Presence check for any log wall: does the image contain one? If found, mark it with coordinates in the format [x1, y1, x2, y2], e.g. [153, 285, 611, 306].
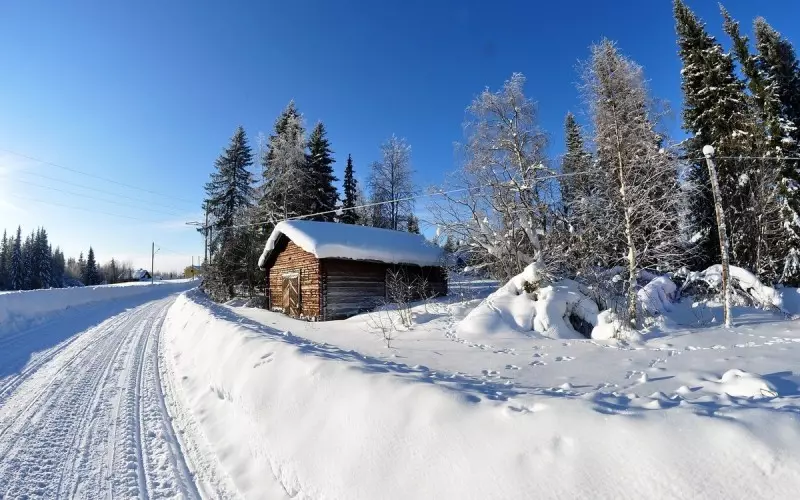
[267, 238, 321, 319]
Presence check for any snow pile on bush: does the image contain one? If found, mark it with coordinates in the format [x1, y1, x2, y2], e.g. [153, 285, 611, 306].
[679, 265, 785, 312]
[0, 281, 192, 336]
[456, 263, 621, 340]
[637, 276, 677, 315]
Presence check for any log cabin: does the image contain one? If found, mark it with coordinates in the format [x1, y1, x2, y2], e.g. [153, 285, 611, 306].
[258, 220, 447, 320]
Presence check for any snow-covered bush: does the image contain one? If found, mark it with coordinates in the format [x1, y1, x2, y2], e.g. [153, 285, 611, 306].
[677, 265, 785, 312]
[456, 262, 638, 341]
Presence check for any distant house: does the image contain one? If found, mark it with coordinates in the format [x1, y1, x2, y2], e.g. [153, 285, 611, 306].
[133, 269, 152, 281]
[258, 221, 448, 320]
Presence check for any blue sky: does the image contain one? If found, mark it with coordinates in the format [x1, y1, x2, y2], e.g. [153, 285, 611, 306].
[1, 0, 799, 271]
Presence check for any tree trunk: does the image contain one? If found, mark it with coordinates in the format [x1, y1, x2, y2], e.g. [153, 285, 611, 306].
[704, 151, 733, 327]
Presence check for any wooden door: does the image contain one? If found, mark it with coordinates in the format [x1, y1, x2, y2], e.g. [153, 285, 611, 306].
[282, 273, 300, 316]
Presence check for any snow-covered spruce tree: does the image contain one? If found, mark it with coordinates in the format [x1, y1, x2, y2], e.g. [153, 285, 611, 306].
[10, 227, 23, 290]
[754, 18, 800, 283]
[368, 135, 415, 231]
[428, 73, 553, 282]
[204, 126, 256, 299]
[579, 40, 687, 328]
[721, 9, 800, 282]
[560, 112, 594, 220]
[340, 154, 360, 224]
[674, 0, 756, 271]
[259, 101, 311, 226]
[305, 122, 339, 221]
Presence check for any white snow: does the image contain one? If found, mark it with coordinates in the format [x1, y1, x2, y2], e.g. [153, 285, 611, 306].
[0, 283, 205, 497]
[456, 263, 616, 340]
[258, 220, 444, 268]
[159, 280, 800, 499]
[0, 280, 192, 337]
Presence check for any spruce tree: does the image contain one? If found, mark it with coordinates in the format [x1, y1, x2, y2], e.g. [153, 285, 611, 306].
[205, 126, 255, 249]
[85, 247, 98, 285]
[22, 232, 34, 290]
[52, 247, 65, 288]
[340, 154, 360, 224]
[78, 252, 86, 283]
[0, 230, 8, 290]
[37, 229, 52, 288]
[10, 227, 23, 291]
[204, 126, 256, 299]
[674, 0, 755, 270]
[560, 112, 593, 220]
[260, 101, 311, 224]
[306, 121, 339, 221]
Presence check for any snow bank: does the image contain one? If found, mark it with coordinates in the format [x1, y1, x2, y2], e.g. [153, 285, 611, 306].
[457, 263, 605, 340]
[0, 281, 192, 335]
[258, 220, 443, 268]
[162, 290, 800, 499]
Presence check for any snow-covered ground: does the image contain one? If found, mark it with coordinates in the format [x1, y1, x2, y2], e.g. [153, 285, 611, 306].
[0, 279, 197, 337]
[2, 275, 799, 498]
[161, 278, 800, 499]
[0, 281, 203, 498]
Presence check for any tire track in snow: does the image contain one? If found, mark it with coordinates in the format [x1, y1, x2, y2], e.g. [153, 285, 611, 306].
[0, 295, 203, 499]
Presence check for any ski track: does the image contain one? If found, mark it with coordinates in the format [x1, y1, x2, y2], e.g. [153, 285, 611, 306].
[0, 295, 203, 499]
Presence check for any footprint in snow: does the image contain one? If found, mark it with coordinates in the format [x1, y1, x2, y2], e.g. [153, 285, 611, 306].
[481, 369, 500, 376]
[555, 356, 575, 362]
[529, 360, 547, 366]
[505, 364, 521, 370]
[532, 353, 548, 358]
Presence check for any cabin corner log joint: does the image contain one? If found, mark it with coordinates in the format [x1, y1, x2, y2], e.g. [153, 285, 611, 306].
[258, 221, 448, 321]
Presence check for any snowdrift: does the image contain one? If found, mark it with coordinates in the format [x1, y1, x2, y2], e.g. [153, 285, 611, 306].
[162, 290, 800, 499]
[456, 263, 616, 341]
[0, 281, 194, 335]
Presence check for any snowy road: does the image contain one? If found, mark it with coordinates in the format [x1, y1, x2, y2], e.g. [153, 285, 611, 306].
[0, 294, 201, 498]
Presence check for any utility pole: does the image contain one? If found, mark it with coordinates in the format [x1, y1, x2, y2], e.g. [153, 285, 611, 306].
[703, 145, 732, 327]
[151, 242, 155, 285]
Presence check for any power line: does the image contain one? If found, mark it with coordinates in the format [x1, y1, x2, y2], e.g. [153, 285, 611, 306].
[10, 178, 186, 217]
[203, 153, 800, 234]
[0, 147, 198, 203]
[17, 169, 195, 212]
[207, 169, 596, 232]
[6, 193, 162, 222]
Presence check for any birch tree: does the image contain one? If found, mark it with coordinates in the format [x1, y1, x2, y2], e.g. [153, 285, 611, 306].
[428, 73, 554, 282]
[367, 135, 415, 231]
[580, 40, 687, 327]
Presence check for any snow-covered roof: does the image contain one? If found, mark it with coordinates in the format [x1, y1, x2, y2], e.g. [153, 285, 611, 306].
[258, 220, 443, 268]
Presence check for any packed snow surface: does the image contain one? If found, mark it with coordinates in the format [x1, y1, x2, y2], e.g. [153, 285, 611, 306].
[0, 282, 206, 498]
[258, 220, 443, 268]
